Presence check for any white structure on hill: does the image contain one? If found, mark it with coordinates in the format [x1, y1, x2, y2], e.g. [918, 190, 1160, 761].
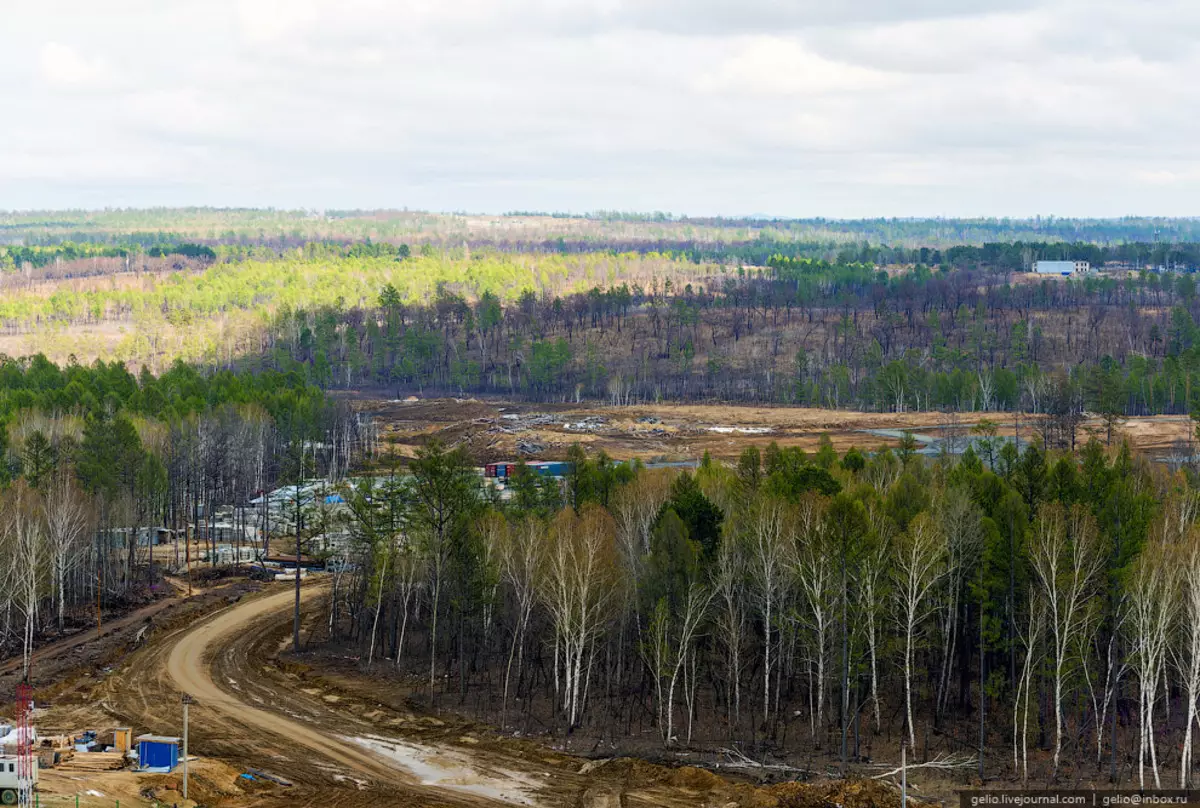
[1033, 260, 1091, 276]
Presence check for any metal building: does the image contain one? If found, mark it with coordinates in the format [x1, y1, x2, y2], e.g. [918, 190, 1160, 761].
[1033, 260, 1090, 276]
[136, 735, 180, 773]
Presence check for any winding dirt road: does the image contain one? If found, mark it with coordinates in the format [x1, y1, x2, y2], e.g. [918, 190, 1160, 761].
[108, 583, 539, 807]
[164, 585, 413, 784]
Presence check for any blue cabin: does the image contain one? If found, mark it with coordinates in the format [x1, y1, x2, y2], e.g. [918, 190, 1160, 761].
[136, 735, 180, 773]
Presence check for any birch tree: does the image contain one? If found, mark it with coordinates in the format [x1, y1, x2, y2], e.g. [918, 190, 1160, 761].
[643, 583, 711, 745]
[743, 495, 795, 730]
[1125, 537, 1177, 789]
[3, 482, 47, 680]
[793, 494, 834, 737]
[860, 500, 894, 732]
[42, 473, 91, 633]
[541, 505, 620, 729]
[1028, 503, 1105, 778]
[393, 536, 423, 666]
[892, 511, 947, 749]
[1013, 598, 1045, 784]
[1174, 524, 1200, 789]
[712, 536, 749, 737]
[499, 515, 544, 727]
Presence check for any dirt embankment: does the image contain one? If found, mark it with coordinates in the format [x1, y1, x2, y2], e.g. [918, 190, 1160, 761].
[0, 577, 257, 702]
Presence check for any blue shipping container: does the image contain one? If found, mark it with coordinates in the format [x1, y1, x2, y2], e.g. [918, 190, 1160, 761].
[137, 736, 180, 772]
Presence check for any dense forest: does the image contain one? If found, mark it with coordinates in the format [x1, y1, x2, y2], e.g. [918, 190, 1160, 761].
[242, 261, 1200, 428]
[0, 355, 367, 676]
[321, 436, 1200, 787]
[10, 241, 1200, 420]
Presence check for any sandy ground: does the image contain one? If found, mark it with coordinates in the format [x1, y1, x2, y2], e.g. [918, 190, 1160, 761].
[163, 584, 432, 790]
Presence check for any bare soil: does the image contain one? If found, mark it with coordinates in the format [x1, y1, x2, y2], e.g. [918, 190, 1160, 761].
[351, 396, 1185, 464]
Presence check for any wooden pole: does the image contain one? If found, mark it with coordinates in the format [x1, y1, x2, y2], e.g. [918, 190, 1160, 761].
[182, 694, 192, 801]
[185, 522, 192, 598]
[96, 535, 103, 636]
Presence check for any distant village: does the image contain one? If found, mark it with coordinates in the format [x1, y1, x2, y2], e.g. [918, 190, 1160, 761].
[123, 461, 580, 575]
[1029, 258, 1195, 276]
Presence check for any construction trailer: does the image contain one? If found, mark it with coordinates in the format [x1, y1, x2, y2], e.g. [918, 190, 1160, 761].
[0, 754, 37, 805]
[136, 735, 180, 773]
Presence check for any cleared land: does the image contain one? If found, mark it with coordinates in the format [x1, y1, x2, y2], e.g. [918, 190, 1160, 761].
[356, 396, 1189, 462]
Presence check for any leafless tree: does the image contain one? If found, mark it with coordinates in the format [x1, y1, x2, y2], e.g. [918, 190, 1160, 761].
[540, 506, 620, 729]
[743, 495, 795, 730]
[1028, 503, 1105, 777]
[42, 473, 92, 633]
[793, 495, 834, 737]
[712, 537, 749, 738]
[499, 515, 544, 727]
[892, 512, 947, 749]
[1125, 536, 1177, 789]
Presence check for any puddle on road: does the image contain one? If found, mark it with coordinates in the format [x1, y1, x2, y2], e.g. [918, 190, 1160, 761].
[348, 734, 542, 806]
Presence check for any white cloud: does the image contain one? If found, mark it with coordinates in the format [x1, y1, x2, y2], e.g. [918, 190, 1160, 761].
[3, 0, 1200, 215]
[695, 37, 895, 96]
[37, 42, 116, 91]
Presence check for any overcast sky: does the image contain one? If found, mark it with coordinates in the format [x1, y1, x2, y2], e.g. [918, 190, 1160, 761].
[2, 0, 1198, 217]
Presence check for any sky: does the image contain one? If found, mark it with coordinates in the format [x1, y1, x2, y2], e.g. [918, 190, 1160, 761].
[2, 0, 1198, 217]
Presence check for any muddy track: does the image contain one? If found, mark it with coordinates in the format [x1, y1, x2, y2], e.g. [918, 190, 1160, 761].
[0, 594, 180, 678]
[102, 583, 516, 807]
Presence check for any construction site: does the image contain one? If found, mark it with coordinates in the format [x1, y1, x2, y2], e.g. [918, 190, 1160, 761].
[0, 574, 948, 808]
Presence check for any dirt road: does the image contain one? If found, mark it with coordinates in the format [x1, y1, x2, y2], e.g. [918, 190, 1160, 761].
[91, 580, 893, 808]
[165, 585, 411, 783]
[109, 582, 545, 807]
[1, 574, 216, 682]
[1, 607, 156, 678]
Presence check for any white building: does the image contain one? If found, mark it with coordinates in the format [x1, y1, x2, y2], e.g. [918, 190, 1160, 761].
[1033, 260, 1091, 276]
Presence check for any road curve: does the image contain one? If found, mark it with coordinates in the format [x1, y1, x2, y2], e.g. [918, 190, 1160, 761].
[164, 583, 420, 785]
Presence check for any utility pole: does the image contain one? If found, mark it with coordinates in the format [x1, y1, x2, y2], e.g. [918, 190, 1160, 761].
[182, 693, 193, 802]
[293, 482, 304, 653]
[185, 521, 192, 598]
[96, 533, 103, 636]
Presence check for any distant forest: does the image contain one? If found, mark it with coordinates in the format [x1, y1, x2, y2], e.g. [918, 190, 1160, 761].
[244, 260, 1200, 436]
[4, 210, 1200, 423]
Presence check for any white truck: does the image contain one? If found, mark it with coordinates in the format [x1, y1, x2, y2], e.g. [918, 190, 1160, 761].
[0, 754, 36, 805]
